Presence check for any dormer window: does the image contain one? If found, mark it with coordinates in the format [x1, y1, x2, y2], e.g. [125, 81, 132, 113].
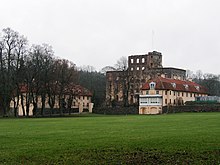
[171, 83, 176, 88]
[195, 86, 200, 91]
[183, 84, 189, 90]
[149, 82, 156, 90]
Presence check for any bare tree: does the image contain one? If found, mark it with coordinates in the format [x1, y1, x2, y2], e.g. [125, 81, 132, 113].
[78, 65, 96, 72]
[186, 69, 194, 79]
[0, 27, 81, 117]
[100, 66, 116, 75]
[0, 28, 20, 116]
[115, 56, 128, 71]
[193, 72, 220, 97]
[27, 44, 54, 116]
[195, 70, 203, 80]
[12, 35, 28, 117]
[53, 59, 78, 115]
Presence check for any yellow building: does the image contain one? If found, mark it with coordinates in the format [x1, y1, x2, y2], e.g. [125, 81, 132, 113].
[139, 76, 208, 114]
[11, 84, 94, 116]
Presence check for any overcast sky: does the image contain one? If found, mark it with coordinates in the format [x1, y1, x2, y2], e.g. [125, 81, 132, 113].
[0, 0, 219, 74]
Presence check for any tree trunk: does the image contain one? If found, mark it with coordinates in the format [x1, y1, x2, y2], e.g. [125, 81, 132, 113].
[41, 94, 46, 116]
[21, 94, 26, 116]
[67, 95, 73, 115]
[26, 103, 30, 117]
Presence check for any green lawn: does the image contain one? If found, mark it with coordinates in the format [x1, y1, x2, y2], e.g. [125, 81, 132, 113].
[0, 113, 219, 164]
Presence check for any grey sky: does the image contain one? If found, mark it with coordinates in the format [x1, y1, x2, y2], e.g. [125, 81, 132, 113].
[0, 0, 219, 74]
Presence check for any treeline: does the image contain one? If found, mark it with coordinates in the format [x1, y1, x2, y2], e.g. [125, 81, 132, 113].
[0, 28, 106, 117]
[194, 74, 220, 97]
[187, 70, 220, 96]
[78, 69, 106, 107]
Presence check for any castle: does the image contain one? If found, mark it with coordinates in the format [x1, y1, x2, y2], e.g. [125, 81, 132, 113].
[106, 51, 186, 106]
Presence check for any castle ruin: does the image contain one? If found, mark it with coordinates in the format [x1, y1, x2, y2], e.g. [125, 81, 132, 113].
[106, 51, 186, 106]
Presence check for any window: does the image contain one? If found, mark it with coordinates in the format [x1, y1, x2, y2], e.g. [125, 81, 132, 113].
[156, 91, 159, 94]
[184, 84, 189, 90]
[174, 91, 175, 96]
[131, 59, 134, 63]
[171, 83, 176, 88]
[195, 86, 200, 91]
[170, 99, 172, 104]
[146, 90, 149, 94]
[170, 91, 172, 95]
[149, 82, 156, 90]
[182, 92, 184, 97]
[165, 99, 167, 104]
[178, 92, 180, 96]
[165, 91, 167, 95]
[131, 67, 133, 71]
[137, 67, 139, 70]
[142, 58, 145, 63]
[174, 100, 176, 105]
[190, 93, 192, 97]
[137, 58, 139, 63]
[142, 67, 145, 70]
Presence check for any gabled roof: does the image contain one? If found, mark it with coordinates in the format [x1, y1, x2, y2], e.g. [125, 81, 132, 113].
[18, 83, 92, 96]
[142, 77, 208, 94]
[63, 84, 92, 96]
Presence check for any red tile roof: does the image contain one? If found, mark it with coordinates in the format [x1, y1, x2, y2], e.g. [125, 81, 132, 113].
[142, 77, 208, 94]
[64, 84, 92, 96]
[18, 83, 92, 96]
[19, 84, 28, 93]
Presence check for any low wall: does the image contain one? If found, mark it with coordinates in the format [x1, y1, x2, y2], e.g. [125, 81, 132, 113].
[162, 105, 220, 113]
[34, 108, 87, 116]
[93, 106, 139, 115]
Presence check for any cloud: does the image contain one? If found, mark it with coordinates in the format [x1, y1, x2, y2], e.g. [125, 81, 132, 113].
[0, 0, 219, 74]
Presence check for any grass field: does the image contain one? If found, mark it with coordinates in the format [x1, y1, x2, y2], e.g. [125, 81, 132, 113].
[0, 113, 219, 164]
